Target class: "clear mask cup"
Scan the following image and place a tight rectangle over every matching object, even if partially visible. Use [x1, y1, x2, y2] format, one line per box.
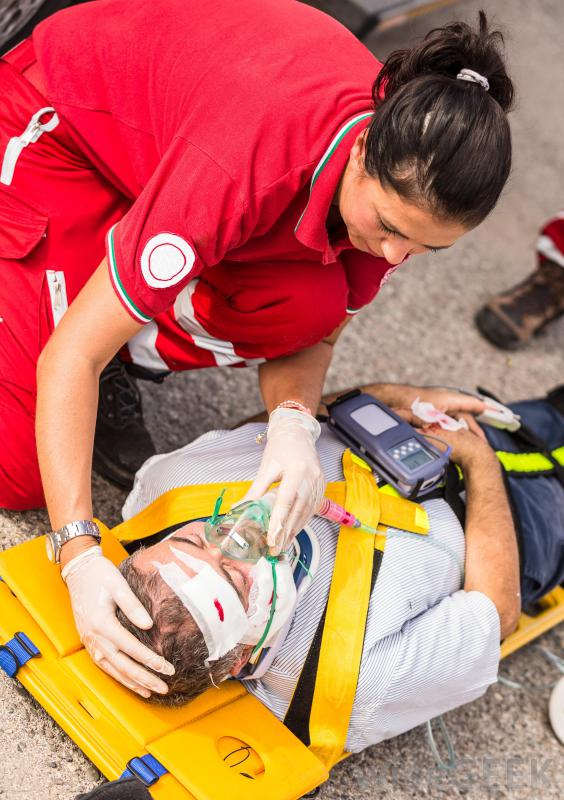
[204, 497, 273, 562]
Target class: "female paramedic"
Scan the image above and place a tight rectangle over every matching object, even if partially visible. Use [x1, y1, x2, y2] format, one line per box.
[0, 0, 514, 697]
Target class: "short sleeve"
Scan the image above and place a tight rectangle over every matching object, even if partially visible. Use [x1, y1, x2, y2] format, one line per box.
[341, 250, 407, 315]
[346, 590, 501, 751]
[106, 138, 244, 322]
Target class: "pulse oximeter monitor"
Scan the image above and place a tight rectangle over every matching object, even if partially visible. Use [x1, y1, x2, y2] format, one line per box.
[327, 391, 450, 498]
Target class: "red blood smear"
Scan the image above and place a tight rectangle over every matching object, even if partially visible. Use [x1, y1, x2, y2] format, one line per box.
[214, 599, 225, 621]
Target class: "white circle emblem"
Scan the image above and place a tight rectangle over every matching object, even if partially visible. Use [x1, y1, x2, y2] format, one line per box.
[140, 233, 196, 289]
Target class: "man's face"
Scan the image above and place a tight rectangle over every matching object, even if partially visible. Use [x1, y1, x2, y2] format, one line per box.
[337, 133, 469, 265]
[134, 522, 254, 610]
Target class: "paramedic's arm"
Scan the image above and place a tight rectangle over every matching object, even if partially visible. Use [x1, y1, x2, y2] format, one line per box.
[436, 428, 521, 639]
[258, 317, 350, 413]
[36, 259, 174, 695]
[37, 259, 141, 540]
[248, 318, 350, 551]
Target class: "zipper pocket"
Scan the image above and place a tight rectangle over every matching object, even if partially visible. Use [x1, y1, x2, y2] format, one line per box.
[0, 107, 59, 186]
[46, 270, 68, 328]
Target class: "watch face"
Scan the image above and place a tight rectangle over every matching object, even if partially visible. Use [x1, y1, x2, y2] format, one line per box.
[45, 535, 56, 563]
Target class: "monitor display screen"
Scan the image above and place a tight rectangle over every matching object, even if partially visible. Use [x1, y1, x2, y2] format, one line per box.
[400, 449, 433, 471]
[350, 404, 398, 436]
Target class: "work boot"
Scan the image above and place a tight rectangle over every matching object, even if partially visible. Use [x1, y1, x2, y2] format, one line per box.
[76, 777, 152, 799]
[475, 259, 564, 350]
[93, 357, 156, 488]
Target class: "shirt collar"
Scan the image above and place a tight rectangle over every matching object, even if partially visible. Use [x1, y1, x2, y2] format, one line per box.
[294, 112, 374, 264]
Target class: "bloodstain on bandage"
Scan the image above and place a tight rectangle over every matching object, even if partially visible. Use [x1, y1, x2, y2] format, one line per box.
[214, 599, 225, 621]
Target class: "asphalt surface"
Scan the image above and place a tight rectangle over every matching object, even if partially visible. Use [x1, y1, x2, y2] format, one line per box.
[0, 1, 563, 798]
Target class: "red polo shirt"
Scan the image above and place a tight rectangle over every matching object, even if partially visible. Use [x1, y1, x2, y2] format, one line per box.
[34, 0, 397, 371]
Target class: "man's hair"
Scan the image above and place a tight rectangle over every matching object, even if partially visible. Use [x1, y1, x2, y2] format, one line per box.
[116, 552, 245, 706]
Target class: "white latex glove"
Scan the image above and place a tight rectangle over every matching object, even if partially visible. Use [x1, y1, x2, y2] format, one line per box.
[63, 546, 174, 697]
[244, 408, 326, 555]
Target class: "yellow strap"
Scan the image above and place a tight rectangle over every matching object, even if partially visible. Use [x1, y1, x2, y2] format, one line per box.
[113, 481, 349, 544]
[307, 451, 381, 768]
[112, 475, 427, 545]
[339, 452, 429, 535]
[112, 482, 253, 544]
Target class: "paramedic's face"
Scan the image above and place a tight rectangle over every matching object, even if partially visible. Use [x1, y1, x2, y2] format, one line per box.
[336, 133, 468, 265]
[134, 522, 254, 610]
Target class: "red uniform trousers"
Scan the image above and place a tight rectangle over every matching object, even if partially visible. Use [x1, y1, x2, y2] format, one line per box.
[0, 41, 129, 509]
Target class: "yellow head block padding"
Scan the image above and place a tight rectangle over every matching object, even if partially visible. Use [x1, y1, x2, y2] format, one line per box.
[0, 522, 122, 657]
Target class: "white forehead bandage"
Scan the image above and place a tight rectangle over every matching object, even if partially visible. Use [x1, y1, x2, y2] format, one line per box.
[152, 556, 249, 663]
[411, 398, 469, 432]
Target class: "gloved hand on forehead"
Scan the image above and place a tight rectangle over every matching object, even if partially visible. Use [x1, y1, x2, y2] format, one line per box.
[243, 408, 325, 555]
[63, 547, 175, 697]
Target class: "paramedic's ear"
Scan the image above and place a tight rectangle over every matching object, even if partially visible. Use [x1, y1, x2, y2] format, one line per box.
[228, 645, 254, 676]
[350, 130, 368, 175]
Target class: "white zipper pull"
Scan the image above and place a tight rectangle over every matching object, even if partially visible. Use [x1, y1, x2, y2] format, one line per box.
[0, 107, 59, 186]
[53, 276, 62, 311]
[46, 270, 68, 328]
[20, 120, 44, 147]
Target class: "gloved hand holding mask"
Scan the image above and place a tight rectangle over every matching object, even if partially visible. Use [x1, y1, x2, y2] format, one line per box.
[243, 407, 325, 554]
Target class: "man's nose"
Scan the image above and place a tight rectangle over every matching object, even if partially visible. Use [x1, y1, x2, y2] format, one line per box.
[380, 238, 410, 265]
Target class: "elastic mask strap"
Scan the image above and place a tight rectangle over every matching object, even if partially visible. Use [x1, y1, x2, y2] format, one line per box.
[252, 557, 278, 655]
[209, 488, 226, 525]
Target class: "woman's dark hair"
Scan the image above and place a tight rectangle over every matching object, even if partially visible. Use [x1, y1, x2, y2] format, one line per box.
[366, 11, 514, 227]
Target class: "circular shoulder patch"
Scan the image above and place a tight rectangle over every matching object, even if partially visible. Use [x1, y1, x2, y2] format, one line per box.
[140, 233, 196, 289]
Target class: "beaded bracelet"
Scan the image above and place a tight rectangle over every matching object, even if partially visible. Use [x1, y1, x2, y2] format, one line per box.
[274, 399, 313, 415]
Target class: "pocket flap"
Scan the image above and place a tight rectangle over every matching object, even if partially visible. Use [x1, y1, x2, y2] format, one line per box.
[0, 187, 48, 259]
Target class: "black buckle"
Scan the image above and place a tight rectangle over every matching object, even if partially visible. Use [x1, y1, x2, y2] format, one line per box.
[126, 757, 159, 788]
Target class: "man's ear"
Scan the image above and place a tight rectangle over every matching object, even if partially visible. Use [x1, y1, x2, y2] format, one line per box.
[229, 645, 254, 676]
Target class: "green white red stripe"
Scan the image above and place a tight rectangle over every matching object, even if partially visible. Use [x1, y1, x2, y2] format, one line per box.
[295, 112, 374, 233]
[106, 224, 152, 323]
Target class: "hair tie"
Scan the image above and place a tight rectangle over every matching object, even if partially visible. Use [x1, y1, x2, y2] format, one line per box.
[456, 68, 489, 91]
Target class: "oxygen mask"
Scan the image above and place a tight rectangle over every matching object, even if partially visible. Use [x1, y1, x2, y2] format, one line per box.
[204, 491, 276, 562]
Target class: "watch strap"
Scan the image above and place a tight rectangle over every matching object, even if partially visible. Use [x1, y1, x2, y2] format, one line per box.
[48, 519, 101, 563]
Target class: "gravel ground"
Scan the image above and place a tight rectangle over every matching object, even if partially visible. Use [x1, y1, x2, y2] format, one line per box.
[1, 1, 563, 798]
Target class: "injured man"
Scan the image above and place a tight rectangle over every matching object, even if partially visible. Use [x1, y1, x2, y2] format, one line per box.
[108, 383, 563, 754]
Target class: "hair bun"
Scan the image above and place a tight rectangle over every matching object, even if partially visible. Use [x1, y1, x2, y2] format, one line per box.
[374, 10, 514, 112]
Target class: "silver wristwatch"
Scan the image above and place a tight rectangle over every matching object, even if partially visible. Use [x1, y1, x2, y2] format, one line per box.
[45, 520, 102, 564]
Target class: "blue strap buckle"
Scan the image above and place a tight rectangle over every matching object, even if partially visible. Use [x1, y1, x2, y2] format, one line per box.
[0, 632, 40, 678]
[121, 754, 168, 787]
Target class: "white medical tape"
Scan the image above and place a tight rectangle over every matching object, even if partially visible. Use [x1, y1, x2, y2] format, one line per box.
[240, 557, 297, 647]
[411, 398, 469, 431]
[152, 559, 249, 662]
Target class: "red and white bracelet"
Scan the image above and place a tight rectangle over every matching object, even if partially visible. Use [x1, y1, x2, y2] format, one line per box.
[255, 400, 318, 444]
[274, 399, 313, 416]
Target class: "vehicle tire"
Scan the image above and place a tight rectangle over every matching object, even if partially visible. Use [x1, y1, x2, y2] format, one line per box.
[1, 0, 88, 54]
